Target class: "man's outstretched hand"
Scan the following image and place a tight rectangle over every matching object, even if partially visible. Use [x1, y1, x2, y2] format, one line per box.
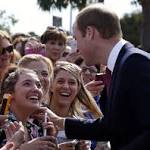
[33, 107, 65, 130]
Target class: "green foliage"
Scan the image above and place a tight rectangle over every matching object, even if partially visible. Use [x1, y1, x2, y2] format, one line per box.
[131, 0, 141, 5]
[120, 12, 142, 47]
[0, 10, 18, 33]
[37, 0, 68, 11]
[37, 0, 89, 11]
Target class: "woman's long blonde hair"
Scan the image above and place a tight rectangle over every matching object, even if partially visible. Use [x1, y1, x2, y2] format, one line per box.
[50, 61, 103, 119]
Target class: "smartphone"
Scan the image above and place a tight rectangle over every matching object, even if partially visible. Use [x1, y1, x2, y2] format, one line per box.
[24, 47, 46, 56]
[0, 94, 12, 115]
[95, 73, 106, 85]
[43, 112, 48, 136]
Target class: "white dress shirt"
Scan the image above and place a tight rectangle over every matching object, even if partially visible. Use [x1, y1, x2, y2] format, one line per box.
[107, 39, 127, 73]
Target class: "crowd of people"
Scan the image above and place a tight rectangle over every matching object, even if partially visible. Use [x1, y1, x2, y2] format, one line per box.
[0, 3, 150, 150]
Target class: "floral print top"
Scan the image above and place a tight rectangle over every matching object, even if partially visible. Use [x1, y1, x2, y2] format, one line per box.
[0, 112, 43, 147]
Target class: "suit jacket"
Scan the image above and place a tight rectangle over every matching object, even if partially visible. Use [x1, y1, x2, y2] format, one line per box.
[65, 42, 150, 150]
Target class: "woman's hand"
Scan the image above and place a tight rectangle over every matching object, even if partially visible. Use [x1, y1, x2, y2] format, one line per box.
[4, 121, 25, 148]
[4, 121, 21, 141]
[58, 140, 77, 150]
[42, 121, 57, 136]
[0, 142, 14, 150]
[46, 108, 65, 130]
[85, 80, 104, 97]
[33, 107, 65, 131]
[20, 136, 57, 150]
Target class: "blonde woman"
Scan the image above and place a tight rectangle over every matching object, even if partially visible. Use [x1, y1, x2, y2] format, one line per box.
[0, 30, 14, 82]
[48, 61, 103, 150]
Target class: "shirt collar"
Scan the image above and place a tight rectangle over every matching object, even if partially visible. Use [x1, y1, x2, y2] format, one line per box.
[107, 38, 127, 72]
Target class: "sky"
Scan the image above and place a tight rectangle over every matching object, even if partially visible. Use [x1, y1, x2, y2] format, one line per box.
[0, 0, 141, 35]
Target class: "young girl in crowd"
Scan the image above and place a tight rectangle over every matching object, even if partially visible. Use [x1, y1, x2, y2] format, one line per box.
[0, 68, 57, 150]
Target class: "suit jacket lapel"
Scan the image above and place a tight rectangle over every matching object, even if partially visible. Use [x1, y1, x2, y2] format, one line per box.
[106, 42, 134, 117]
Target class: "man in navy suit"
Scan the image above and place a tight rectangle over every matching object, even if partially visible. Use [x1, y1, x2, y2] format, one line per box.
[46, 3, 150, 150]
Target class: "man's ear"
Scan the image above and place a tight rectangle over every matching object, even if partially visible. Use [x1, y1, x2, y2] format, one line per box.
[85, 26, 95, 40]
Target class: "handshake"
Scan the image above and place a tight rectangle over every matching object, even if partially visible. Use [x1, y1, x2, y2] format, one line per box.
[34, 107, 65, 131]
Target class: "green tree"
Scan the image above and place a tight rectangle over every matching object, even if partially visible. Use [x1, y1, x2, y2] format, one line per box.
[132, 0, 150, 52]
[0, 10, 18, 33]
[120, 12, 142, 47]
[37, 0, 150, 52]
[37, 0, 85, 11]
[37, 0, 103, 11]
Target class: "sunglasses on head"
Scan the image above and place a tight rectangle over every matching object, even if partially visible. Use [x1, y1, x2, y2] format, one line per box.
[47, 26, 65, 33]
[0, 45, 13, 55]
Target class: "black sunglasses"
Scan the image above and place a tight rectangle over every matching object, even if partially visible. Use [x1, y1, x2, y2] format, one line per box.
[47, 26, 65, 33]
[0, 45, 13, 55]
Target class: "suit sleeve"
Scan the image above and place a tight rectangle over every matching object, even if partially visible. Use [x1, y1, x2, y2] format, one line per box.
[65, 117, 109, 141]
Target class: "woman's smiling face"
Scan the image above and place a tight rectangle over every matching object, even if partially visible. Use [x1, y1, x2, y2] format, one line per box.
[0, 38, 12, 70]
[51, 69, 78, 107]
[13, 71, 43, 113]
[25, 60, 50, 95]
